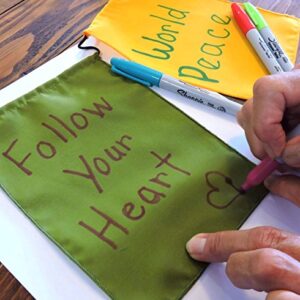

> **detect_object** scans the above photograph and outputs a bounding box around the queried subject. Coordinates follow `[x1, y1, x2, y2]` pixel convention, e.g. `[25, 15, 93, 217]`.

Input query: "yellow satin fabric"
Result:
[85, 0, 300, 99]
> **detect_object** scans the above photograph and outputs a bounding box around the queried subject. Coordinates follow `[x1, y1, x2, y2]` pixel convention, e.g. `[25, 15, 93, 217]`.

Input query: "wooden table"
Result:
[0, 0, 299, 299]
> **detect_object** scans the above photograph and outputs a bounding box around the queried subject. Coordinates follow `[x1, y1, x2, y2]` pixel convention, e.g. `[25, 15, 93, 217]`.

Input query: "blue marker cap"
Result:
[110, 58, 162, 87]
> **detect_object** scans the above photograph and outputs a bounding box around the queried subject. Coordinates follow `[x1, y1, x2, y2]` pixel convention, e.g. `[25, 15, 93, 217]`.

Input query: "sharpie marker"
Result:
[241, 124, 300, 192]
[244, 2, 294, 72]
[231, 3, 283, 74]
[110, 58, 241, 116]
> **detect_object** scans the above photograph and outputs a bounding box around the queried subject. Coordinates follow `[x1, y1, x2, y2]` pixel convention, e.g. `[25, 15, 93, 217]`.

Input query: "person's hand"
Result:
[186, 226, 300, 299]
[237, 67, 300, 206]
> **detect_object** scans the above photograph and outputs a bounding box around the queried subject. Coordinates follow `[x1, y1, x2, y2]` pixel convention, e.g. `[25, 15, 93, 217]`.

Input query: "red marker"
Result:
[240, 125, 300, 192]
[231, 3, 282, 74]
[240, 158, 278, 191]
[232, 2, 255, 35]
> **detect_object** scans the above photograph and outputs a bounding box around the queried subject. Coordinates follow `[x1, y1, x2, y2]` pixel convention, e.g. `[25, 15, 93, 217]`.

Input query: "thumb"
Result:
[264, 174, 300, 207]
[282, 136, 300, 168]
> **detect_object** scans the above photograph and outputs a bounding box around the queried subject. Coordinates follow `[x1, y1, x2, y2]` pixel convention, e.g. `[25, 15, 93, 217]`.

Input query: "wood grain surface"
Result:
[0, 1, 23, 15]
[0, 0, 108, 89]
[0, 0, 300, 299]
[0, 264, 32, 300]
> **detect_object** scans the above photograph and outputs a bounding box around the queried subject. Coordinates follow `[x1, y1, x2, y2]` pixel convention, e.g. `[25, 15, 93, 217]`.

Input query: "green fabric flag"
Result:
[0, 55, 267, 299]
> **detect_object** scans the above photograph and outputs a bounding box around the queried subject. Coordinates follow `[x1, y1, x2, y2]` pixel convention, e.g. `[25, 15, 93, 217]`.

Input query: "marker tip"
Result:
[238, 187, 246, 194]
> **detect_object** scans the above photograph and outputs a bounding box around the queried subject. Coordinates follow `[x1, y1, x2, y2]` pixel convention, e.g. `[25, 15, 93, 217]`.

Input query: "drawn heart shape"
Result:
[205, 171, 244, 209]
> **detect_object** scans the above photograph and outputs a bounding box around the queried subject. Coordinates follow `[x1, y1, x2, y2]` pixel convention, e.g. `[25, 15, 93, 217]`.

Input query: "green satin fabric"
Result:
[0, 55, 267, 299]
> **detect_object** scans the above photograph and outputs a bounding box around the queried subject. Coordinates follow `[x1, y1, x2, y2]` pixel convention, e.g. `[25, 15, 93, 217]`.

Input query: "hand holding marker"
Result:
[240, 125, 300, 192]
[244, 2, 294, 72]
[231, 3, 299, 192]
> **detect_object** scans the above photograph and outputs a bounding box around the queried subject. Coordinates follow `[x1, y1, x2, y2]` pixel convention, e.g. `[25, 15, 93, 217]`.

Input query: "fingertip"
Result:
[264, 175, 300, 207]
[186, 234, 208, 260]
[282, 140, 300, 168]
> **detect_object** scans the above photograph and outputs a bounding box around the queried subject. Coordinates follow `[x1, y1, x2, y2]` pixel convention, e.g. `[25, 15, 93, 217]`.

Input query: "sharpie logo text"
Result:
[177, 89, 226, 112]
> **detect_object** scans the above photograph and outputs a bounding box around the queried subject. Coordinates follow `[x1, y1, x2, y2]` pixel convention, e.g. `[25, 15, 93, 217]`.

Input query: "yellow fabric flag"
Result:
[85, 0, 300, 99]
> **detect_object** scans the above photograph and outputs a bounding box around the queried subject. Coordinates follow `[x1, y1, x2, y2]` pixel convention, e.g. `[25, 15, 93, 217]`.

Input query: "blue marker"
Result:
[110, 58, 241, 116]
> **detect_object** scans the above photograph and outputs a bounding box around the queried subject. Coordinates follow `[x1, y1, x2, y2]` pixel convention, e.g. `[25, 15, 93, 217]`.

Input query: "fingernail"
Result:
[264, 175, 277, 188]
[186, 234, 207, 258]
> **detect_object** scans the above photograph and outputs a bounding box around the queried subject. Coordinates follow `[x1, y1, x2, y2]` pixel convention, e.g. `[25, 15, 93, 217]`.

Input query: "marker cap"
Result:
[243, 2, 268, 31]
[110, 58, 162, 87]
[231, 3, 255, 35]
